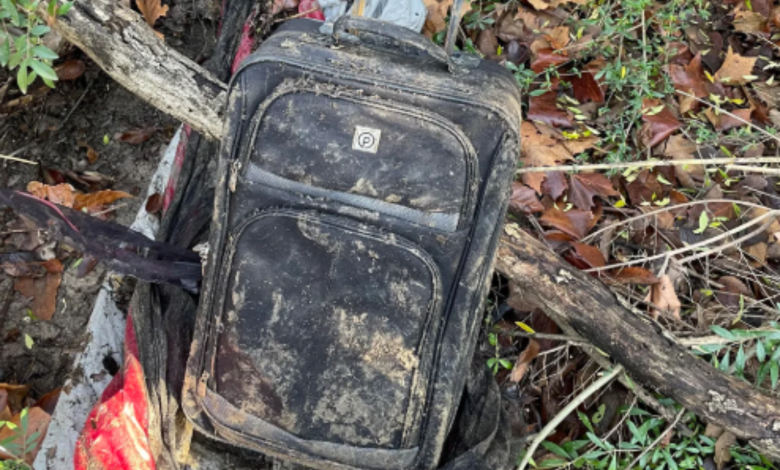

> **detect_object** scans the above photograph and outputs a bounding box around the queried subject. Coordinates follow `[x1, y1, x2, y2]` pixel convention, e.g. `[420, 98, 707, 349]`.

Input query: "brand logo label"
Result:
[353, 126, 381, 154]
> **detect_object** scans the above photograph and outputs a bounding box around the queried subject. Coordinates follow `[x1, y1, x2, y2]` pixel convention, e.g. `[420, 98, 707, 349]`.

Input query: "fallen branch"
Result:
[496, 223, 780, 459]
[517, 156, 780, 174]
[40, 0, 226, 140]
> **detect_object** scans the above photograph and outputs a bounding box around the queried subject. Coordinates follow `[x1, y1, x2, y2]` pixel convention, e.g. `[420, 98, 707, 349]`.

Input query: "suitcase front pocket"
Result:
[208, 209, 441, 450]
[238, 82, 478, 231]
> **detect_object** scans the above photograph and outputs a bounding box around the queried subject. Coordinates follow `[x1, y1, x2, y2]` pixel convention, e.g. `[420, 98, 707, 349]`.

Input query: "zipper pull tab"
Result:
[229, 160, 241, 192]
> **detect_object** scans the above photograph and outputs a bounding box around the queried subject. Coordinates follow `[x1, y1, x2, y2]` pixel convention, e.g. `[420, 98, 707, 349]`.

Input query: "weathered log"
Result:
[40, 0, 226, 140]
[496, 223, 780, 458]
[42, 2, 780, 458]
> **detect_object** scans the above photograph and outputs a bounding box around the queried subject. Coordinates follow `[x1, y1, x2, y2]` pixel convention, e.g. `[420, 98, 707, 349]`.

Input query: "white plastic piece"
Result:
[33, 128, 182, 470]
[321, 0, 427, 33]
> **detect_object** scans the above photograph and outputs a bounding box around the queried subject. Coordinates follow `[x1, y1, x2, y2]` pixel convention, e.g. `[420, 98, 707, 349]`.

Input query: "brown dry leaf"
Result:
[750, 207, 780, 240]
[734, 8, 769, 33]
[663, 134, 704, 188]
[74, 190, 133, 211]
[55, 60, 85, 81]
[714, 47, 758, 85]
[669, 54, 709, 99]
[120, 127, 158, 144]
[86, 146, 99, 165]
[540, 171, 568, 200]
[544, 26, 571, 50]
[510, 339, 541, 382]
[644, 274, 681, 320]
[26, 181, 76, 208]
[569, 242, 606, 268]
[705, 423, 725, 439]
[641, 99, 681, 148]
[714, 431, 736, 470]
[137, 0, 169, 27]
[539, 205, 599, 240]
[605, 267, 661, 285]
[746, 242, 768, 266]
[520, 122, 581, 193]
[704, 107, 752, 131]
[0, 384, 29, 418]
[569, 172, 618, 210]
[145, 193, 164, 215]
[528, 88, 573, 128]
[570, 59, 606, 103]
[422, 0, 472, 37]
[510, 182, 544, 214]
[531, 48, 569, 73]
[0, 406, 51, 463]
[716, 276, 752, 310]
[14, 273, 62, 321]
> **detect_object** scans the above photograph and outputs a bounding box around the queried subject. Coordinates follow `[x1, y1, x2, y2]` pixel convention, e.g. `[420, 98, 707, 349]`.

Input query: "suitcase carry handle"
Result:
[333, 16, 454, 69]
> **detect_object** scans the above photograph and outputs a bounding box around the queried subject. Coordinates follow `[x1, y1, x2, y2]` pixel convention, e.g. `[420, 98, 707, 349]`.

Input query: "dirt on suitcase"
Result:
[0, 5, 216, 399]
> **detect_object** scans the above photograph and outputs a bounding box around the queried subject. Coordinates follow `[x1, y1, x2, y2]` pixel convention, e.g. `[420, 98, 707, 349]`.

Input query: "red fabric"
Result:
[231, 17, 256, 75]
[299, 0, 325, 20]
[163, 125, 191, 212]
[74, 316, 155, 470]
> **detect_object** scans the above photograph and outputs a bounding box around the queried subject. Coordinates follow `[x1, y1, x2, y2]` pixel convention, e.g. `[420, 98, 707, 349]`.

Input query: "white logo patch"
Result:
[352, 126, 381, 154]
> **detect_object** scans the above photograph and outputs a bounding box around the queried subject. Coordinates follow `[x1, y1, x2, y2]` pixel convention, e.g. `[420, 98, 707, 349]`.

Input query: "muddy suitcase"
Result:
[182, 16, 522, 470]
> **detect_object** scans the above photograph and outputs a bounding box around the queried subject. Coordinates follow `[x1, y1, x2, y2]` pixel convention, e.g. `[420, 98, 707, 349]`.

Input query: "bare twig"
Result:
[585, 210, 779, 272]
[517, 157, 780, 174]
[517, 365, 624, 470]
[0, 153, 37, 165]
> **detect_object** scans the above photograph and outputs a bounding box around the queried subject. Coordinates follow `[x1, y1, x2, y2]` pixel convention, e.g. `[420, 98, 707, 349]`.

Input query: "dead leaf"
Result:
[704, 107, 752, 131]
[510, 182, 544, 214]
[540, 205, 599, 240]
[540, 171, 568, 200]
[55, 60, 85, 81]
[605, 267, 661, 285]
[0, 384, 29, 417]
[746, 242, 767, 266]
[520, 122, 575, 193]
[422, 0, 471, 37]
[714, 431, 736, 470]
[664, 134, 704, 188]
[570, 60, 606, 103]
[716, 276, 752, 310]
[669, 54, 710, 99]
[14, 273, 61, 321]
[544, 26, 571, 50]
[569, 173, 618, 210]
[120, 128, 158, 144]
[26, 182, 76, 208]
[510, 339, 541, 382]
[74, 190, 133, 210]
[714, 47, 758, 85]
[86, 146, 99, 165]
[136, 0, 169, 26]
[644, 274, 681, 320]
[705, 423, 725, 439]
[569, 242, 606, 268]
[641, 99, 681, 148]
[734, 8, 768, 34]
[531, 48, 569, 73]
[528, 88, 573, 128]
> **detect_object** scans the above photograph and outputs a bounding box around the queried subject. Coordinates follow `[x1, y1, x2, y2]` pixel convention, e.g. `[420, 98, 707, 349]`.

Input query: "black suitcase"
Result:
[182, 16, 522, 470]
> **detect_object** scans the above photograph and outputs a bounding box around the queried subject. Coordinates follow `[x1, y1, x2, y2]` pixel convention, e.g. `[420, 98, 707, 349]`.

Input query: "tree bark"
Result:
[496, 223, 780, 458]
[43, 1, 780, 458]
[41, 0, 226, 140]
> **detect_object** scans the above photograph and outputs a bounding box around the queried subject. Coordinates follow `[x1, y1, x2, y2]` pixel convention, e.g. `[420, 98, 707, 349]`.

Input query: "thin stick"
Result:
[676, 218, 775, 265]
[676, 91, 780, 145]
[726, 165, 780, 175]
[625, 408, 686, 470]
[517, 365, 624, 470]
[517, 157, 780, 174]
[500, 331, 582, 341]
[582, 198, 770, 244]
[0, 153, 37, 165]
[585, 210, 779, 272]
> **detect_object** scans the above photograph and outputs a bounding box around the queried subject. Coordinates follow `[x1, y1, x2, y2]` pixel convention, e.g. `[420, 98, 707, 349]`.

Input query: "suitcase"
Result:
[182, 16, 522, 470]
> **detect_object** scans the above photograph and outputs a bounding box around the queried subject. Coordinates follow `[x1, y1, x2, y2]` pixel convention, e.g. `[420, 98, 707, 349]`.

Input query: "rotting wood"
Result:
[39, 0, 226, 140]
[496, 222, 780, 459]
[43, 3, 780, 457]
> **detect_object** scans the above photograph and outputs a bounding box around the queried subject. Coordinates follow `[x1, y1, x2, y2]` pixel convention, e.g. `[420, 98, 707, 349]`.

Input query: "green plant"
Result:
[0, 408, 39, 470]
[0, 0, 72, 93]
[487, 332, 513, 375]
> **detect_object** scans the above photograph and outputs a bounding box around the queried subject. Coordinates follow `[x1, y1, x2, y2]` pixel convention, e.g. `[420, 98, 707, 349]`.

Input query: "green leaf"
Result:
[57, 1, 73, 15]
[542, 441, 571, 459]
[0, 38, 9, 66]
[538, 458, 568, 469]
[693, 211, 709, 234]
[17, 64, 28, 94]
[736, 344, 746, 374]
[720, 350, 730, 372]
[29, 58, 57, 80]
[498, 359, 513, 370]
[32, 44, 58, 59]
[771, 360, 778, 389]
[710, 325, 736, 341]
[757, 340, 766, 363]
[578, 411, 594, 433]
[2, 0, 19, 25]
[30, 24, 51, 36]
[47, 0, 57, 16]
[592, 404, 606, 424]
[9, 47, 25, 69]
[529, 88, 549, 97]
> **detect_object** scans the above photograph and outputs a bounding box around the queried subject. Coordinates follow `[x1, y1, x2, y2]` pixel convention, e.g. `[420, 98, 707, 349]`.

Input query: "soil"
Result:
[0, 3, 217, 398]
